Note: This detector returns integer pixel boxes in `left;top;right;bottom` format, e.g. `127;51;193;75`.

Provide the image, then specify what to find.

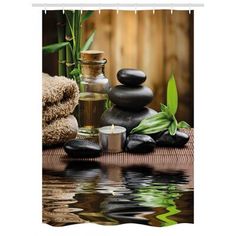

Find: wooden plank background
43;10;194;126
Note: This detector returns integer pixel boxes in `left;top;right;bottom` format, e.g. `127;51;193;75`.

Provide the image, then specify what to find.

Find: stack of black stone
100;69;157;133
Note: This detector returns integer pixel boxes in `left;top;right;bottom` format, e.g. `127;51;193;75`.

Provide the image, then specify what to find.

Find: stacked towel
42;73;79;146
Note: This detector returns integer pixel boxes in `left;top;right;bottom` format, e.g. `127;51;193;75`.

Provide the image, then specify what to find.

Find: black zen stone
117;68;146;86
155;131;190;147
100;105;157;134
63;139;102;158
149;131;165;140
125;134;156;153
108;85;153;110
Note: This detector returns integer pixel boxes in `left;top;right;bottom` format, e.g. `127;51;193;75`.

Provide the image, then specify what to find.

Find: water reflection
43;160;193;226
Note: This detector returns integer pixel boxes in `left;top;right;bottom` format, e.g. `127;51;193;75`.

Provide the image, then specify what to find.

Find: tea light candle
98;125;126;153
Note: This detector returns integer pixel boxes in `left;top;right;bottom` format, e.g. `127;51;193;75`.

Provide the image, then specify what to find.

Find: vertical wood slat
163;11;193;125
109;11;139;85
110;11;123;85
137;11;165;111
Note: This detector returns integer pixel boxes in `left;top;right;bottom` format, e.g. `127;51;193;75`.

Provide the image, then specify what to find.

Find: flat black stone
155;131;190;147
100;105;157;134
149;131;165;140
125;134;156;153
108;85;153;110
117;68;146;86
63;139;102;158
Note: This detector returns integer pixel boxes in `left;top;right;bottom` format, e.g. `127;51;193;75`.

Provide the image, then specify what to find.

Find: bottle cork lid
80;50;104;61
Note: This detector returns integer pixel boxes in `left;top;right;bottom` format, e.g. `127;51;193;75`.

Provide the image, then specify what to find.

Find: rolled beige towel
42;73;79;124
43;115;78;146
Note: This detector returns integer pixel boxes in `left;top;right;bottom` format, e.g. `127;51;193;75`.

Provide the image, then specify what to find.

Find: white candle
98;125;126;153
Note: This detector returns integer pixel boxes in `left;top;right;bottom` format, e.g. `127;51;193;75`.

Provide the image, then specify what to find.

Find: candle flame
111;124;115;133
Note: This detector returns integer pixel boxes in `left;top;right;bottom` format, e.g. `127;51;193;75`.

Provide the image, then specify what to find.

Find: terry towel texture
42;73;79;146
43;115;78;146
42;73;79;124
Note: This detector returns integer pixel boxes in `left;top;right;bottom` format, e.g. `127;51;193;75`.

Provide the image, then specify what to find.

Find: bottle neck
80;59;107;78
81;64;104;78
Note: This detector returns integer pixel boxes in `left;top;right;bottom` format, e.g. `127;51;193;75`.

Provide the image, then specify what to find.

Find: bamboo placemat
43;129;193;172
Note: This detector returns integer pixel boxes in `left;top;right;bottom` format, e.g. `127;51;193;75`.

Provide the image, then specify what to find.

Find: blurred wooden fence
43;10;193;126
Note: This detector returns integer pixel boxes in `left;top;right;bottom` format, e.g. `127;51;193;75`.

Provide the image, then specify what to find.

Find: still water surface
43;160;193;226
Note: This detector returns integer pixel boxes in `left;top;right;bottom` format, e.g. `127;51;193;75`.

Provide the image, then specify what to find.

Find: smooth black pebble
117;68;146;86
125;134;156;153
64;139;102;158
149;131;165;140
100;105;157;134
108;85;153;110
155;131;190;147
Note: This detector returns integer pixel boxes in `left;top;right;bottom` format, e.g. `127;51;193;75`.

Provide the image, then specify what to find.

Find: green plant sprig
42;10;95;81
130;73;191;136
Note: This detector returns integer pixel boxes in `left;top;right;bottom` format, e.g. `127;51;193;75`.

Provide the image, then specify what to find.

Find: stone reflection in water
43;160;193;226
101;166;191;226
122;166;189;226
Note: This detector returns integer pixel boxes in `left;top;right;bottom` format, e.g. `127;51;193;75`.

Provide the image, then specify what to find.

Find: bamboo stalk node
65;35;73;41
66;62;75;67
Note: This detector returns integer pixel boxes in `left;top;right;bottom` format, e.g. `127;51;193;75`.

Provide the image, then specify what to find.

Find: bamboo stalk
72;10;81;121
65;10;74;78
74;10;81;84
74;10;81;67
56;11;66;76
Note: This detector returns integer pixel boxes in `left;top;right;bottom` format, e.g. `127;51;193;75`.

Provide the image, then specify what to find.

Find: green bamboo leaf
138;122;171;134
70;68;80;76
177;121;191;129
131;112;169;130
168;121;177;136
160;103;172;118
81;11;93;23
81;31;96;51
43;42;69;53
139;112;169;125
105;99;113;110
167;73;178;115
133;120;169;134
131;113;171;134
160;103;167;112
145;112;169;121
143;117;170;128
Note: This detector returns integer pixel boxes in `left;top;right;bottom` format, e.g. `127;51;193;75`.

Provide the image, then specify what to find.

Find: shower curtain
42;9;194;227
